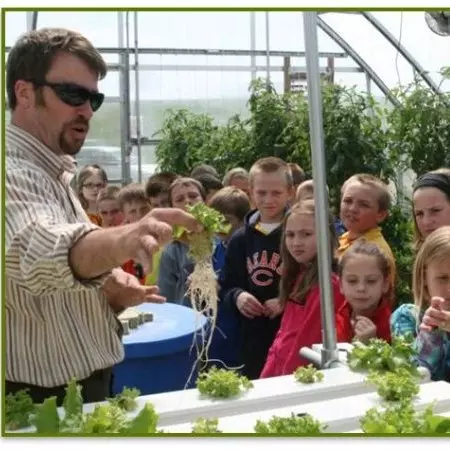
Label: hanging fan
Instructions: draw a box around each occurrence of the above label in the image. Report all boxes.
[425,11,450,36]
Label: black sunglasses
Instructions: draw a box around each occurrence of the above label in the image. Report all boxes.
[32,81,104,112]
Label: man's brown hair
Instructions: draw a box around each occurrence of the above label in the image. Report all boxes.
[6,27,107,110]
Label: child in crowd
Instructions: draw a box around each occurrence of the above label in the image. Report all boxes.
[97,186,123,227]
[194,173,224,204]
[412,168,450,252]
[336,241,392,344]
[414,226,450,382]
[260,199,345,378]
[209,186,251,281]
[145,171,179,209]
[287,162,306,196]
[117,183,150,284]
[392,219,450,340]
[207,186,251,368]
[391,210,450,339]
[220,157,294,379]
[191,163,219,179]
[295,179,346,237]
[336,173,396,304]
[76,164,108,226]
[117,183,150,225]
[157,177,206,304]
[223,167,251,199]
[295,179,314,203]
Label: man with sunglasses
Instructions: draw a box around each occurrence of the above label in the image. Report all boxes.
[5,27,202,406]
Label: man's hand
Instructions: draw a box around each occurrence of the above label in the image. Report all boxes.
[123,208,203,274]
[236,292,265,319]
[70,207,203,281]
[352,315,377,344]
[264,298,283,319]
[420,297,450,333]
[102,268,165,312]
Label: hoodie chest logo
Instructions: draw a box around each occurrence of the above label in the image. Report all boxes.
[246,250,282,287]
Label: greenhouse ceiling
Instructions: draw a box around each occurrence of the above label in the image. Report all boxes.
[5,10,450,102]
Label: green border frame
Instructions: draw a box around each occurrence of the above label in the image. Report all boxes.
[2,6,448,438]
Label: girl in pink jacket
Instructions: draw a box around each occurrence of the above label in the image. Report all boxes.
[260,200,345,378]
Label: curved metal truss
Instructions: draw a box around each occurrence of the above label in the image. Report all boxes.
[21,10,441,184]
[26,10,439,99]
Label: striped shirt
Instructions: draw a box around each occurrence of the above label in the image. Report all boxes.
[6,124,124,387]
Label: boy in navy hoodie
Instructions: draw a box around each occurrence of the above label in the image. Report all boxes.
[219,157,294,379]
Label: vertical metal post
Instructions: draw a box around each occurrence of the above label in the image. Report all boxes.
[365,72,372,97]
[250,12,256,81]
[118,12,132,185]
[133,11,142,183]
[265,11,270,84]
[26,11,38,31]
[302,12,340,369]
[365,72,374,118]
[283,57,291,93]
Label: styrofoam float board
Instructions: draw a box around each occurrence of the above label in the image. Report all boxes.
[143,366,377,426]
[160,381,450,434]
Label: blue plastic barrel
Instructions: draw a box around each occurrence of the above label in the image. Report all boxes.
[112,303,207,395]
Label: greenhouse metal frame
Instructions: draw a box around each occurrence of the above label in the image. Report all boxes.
[7,9,449,368]
[11,10,444,186]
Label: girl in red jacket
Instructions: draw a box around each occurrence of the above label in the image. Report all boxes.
[260,199,345,378]
[336,241,392,344]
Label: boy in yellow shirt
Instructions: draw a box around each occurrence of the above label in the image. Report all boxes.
[337,174,396,303]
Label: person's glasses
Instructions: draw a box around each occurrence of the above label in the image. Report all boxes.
[83,183,104,190]
[32,81,105,112]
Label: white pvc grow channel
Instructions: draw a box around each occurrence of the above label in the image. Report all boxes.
[62,365,374,428]
[161,381,450,433]
[10,365,448,434]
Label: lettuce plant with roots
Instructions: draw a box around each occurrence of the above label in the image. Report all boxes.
[175,203,231,383]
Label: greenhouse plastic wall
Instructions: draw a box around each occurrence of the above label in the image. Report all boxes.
[5,10,449,185]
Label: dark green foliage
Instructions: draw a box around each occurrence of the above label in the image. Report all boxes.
[154,78,446,311]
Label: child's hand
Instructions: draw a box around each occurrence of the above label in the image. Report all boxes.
[352,316,377,344]
[420,297,450,332]
[264,298,283,319]
[186,274,193,288]
[236,292,265,319]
